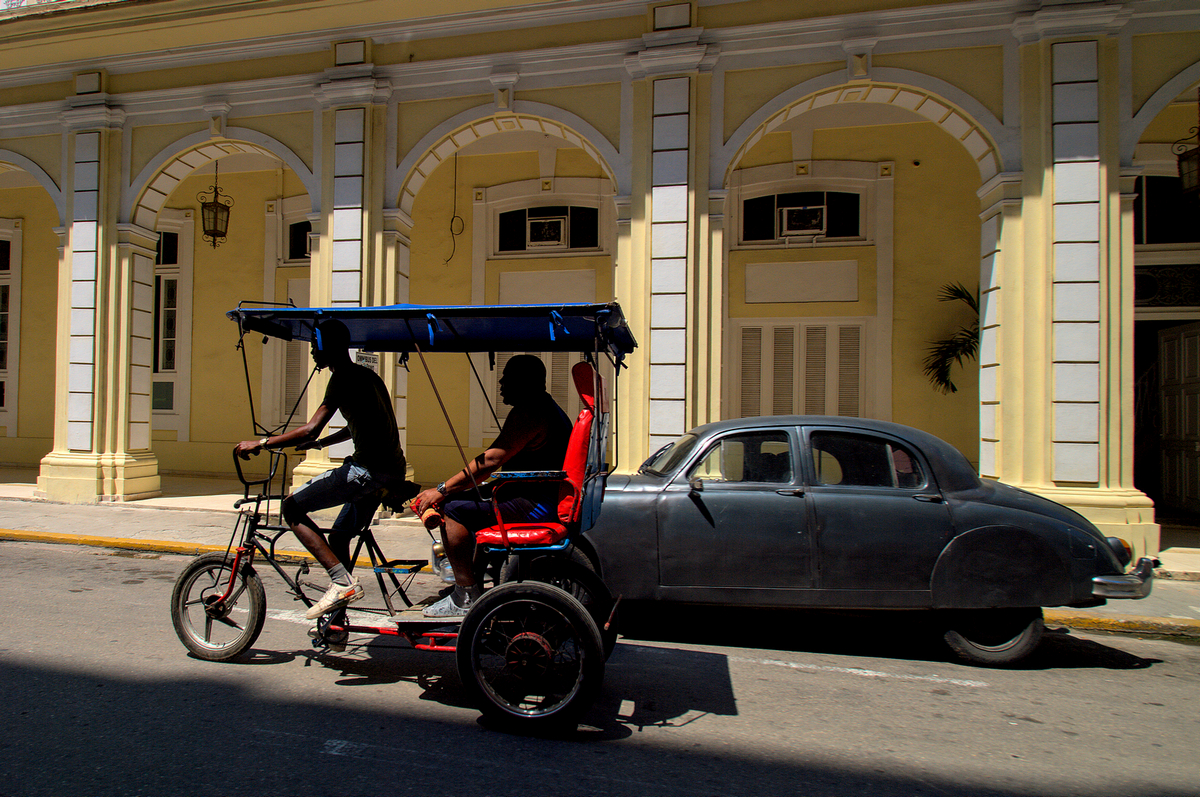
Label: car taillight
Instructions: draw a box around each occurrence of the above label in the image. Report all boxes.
[1105,536,1133,566]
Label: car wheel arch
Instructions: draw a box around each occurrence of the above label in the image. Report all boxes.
[930,525,1072,609]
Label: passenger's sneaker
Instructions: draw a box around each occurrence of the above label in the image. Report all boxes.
[305,577,364,619]
[422,590,471,618]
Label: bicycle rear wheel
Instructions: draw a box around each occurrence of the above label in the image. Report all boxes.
[171,552,266,662]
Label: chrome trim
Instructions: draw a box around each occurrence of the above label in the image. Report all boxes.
[1092,556,1157,599]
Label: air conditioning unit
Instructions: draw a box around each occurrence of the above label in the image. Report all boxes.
[779,205,825,236]
[527,216,568,247]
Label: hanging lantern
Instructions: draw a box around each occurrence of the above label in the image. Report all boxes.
[1174,88,1200,197]
[197,159,234,248]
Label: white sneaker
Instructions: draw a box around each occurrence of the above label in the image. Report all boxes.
[422,591,471,618]
[305,577,364,619]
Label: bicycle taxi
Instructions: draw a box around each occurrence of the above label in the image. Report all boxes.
[170,301,636,729]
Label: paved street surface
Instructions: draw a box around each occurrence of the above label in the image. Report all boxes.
[2,540,1197,797]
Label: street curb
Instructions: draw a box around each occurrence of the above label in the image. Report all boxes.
[1044,609,1200,639]
[0,528,423,572]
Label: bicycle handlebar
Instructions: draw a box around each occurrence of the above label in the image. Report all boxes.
[232,446,283,489]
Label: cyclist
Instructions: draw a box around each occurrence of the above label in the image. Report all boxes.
[413,354,571,617]
[235,318,407,620]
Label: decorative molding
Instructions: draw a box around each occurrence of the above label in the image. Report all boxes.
[315,67,391,107]
[1011,3,1132,43]
[202,101,231,138]
[842,38,877,82]
[61,98,125,131]
[489,70,519,110]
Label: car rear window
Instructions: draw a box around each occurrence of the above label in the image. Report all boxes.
[809,431,925,489]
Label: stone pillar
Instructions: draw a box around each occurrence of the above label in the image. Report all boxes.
[38,101,161,501]
[293,63,391,485]
[988,16,1156,556]
[626,28,718,457]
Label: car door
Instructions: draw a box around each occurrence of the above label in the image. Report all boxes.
[802,426,955,602]
[657,427,813,590]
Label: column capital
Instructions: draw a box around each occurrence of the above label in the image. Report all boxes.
[1011,3,1131,44]
[977,171,1024,219]
[316,65,392,107]
[61,98,125,132]
[625,28,719,78]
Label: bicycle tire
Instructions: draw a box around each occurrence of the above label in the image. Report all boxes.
[170,552,267,662]
[457,581,603,730]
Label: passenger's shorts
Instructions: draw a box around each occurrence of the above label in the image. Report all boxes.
[442,484,558,534]
[287,457,404,534]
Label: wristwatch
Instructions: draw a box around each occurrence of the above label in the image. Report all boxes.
[436,481,448,495]
[259,437,270,449]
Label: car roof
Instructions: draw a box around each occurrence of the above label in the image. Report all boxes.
[687,416,981,493]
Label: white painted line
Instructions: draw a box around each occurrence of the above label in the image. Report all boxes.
[729,655,990,688]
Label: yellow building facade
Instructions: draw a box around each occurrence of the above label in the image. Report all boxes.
[2,0,1198,557]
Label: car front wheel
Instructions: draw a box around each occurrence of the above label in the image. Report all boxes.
[943,607,1044,667]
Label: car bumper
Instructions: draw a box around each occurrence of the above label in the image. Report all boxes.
[1092,556,1158,599]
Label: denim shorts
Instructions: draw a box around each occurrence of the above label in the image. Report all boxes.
[287,457,403,533]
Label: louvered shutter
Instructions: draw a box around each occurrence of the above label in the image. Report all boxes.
[740,326,763,416]
[735,319,865,419]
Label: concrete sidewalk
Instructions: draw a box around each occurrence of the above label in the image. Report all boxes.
[1,466,1199,639]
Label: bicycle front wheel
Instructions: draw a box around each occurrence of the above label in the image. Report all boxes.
[170,552,266,662]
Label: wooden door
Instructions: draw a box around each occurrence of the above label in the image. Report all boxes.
[1160,322,1200,513]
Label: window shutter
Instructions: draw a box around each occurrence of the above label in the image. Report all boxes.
[803,325,827,415]
[740,326,763,417]
[772,326,795,416]
[837,325,862,417]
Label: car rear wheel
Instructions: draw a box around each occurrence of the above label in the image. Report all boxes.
[943,607,1044,667]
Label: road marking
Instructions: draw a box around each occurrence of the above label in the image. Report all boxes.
[729,655,990,688]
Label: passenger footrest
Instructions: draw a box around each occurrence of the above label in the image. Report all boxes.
[415,630,458,652]
[373,559,427,574]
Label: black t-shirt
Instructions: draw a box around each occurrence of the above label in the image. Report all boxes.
[501,391,572,472]
[321,362,405,475]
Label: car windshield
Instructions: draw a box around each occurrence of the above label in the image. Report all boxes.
[640,433,701,476]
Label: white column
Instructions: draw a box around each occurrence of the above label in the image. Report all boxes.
[68,131,100,452]
[331,107,365,308]
[648,76,690,452]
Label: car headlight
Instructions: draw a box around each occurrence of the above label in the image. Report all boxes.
[1105,536,1133,567]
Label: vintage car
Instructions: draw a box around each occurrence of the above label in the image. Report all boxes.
[582,416,1157,666]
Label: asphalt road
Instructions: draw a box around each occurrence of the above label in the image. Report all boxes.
[1,540,1198,797]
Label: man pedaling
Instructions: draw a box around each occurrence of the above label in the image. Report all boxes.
[235,319,408,627]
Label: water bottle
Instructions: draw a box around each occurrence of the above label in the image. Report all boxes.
[431,541,456,584]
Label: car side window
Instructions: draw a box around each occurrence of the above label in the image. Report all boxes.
[809,431,925,489]
[688,431,793,484]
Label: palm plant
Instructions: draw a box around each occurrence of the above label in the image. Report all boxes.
[923,282,980,394]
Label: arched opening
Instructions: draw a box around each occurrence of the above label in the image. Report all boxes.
[129,137,316,477]
[1128,75,1200,518]
[722,81,999,462]
[0,154,65,476]
[397,111,620,481]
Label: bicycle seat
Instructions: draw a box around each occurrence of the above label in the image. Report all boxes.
[380,479,422,513]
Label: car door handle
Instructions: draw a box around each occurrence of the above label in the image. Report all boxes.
[775,488,805,497]
[913,493,943,503]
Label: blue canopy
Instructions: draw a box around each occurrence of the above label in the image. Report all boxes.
[228,301,637,362]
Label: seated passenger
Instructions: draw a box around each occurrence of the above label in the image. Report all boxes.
[413,355,571,617]
[235,319,407,621]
